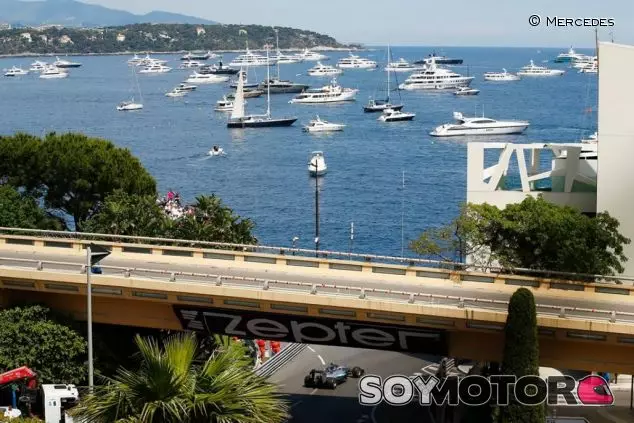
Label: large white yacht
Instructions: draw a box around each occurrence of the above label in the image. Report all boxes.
[336,53,378,69]
[554,47,583,63]
[430,112,529,137]
[39,66,68,79]
[229,50,276,67]
[289,78,358,104]
[384,58,421,73]
[184,72,229,84]
[483,68,520,81]
[517,60,565,77]
[303,116,346,132]
[29,60,47,71]
[298,48,329,62]
[4,66,29,77]
[307,62,342,77]
[398,59,473,90]
[138,64,172,74]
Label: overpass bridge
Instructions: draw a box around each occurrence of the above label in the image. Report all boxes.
[1,228,634,373]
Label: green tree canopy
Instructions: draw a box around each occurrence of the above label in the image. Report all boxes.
[0,185,64,230]
[411,196,630,276]
[0,133,43,194]
[71,333,288,423]
[0,306,86,384]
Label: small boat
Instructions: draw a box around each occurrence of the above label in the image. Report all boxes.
[177,83,197,91]
[517,60,565,77]
[289,78,358,104]
[39,66,68,79]
[53,56,81,68]
[308,151,327,176]
[117,100,143,111]
[337,53,378,69]
[29,60,47,71]
[454,86,480,96]
[4,66,29,77]
[384,58,422,73]
[139,64,172,74]
[185,72,229,84]
[378,108,415,122]
[483,68,520,81]
[215,96,236,112]
[208,145,226,156]
[430,111,529,137]
[178,60,205,69]
[303,116,346,132]
[165,88,187,97]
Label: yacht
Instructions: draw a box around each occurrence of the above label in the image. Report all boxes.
[138,64,172,74]
[215,96,236,112]
[181,51,216,61]
[378,108,415,122]
[299,48,329,62]
[229,50,276,67]
[117,100,143,111]
[430,112,530,137]
[199,61,239,75]
[581,131,598,144]
[259,78,309,94]
[303,116,346,132]
[385,58,421,73]
[572,56,596,69]
[4,66,29,77]
[337,53,378,69]
[185,72,229,84]
[414,54,463,65]
[273,51,302,64]
[454,86,480,96]
[483,69,521,81]
[308,151,327,176]
[517,60,565,77]
[165,88,188,97]
[177,83,197,91]
[554,47,582,63]
[53,56,81,68]
[578,62,598,74]
[178,60,205,69]
[289,78,358,104]
[29,60,47,71]
[230,70,259,89]
[39,66,68,79]
[208,146,226,156]
[127,54,143,65]
[365,45,404,112]
[307,62,342,77]
[136,54,168,67]
[398,59,474,90]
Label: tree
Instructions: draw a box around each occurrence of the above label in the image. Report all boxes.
[496,288,543,423]
[0,186,64,230]
[0,133,44,194]
[71,332,288,423]
[0,306,86,384]
[411,196,630,276]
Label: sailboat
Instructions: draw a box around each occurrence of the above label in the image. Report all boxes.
[227,47,298,128]
[259,28,309,94]
[117,66,143,111]
[364,45,404,113]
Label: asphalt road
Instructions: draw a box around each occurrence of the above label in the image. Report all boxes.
[0,248,630,324]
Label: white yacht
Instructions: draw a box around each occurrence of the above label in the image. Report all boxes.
[430,112,529,137]
[289,78,358,104]
[215,96,236,112]
[185,72,229,84]
[178,60,205,69]
[181,51,216,61]
[483,68,520,81]
[229,50,276,67]
[398,59,473,90]
[581,131,598,143]
[299,48,329,62]
[39,66,68,79]
[273,51,302,64]
[138,64,172,74]
[308,151,327,176]
[384,58,421,72]
[337,53,378,69]
[307,62,342,77]
[53,56,81,68]
[127,54,144,65]
[578,62,598,74]
[378,108,415,122]
[177,83,197,91]
[208,146,226,156]
[4,66,29,77]
[29,60,47,71]
[517,60,565,77]
[303,116,346,132]
[454,86,480,96]
[554,47,583,63]
[165,88,188,97]
[137,54,168,67]
[117,100,143,111]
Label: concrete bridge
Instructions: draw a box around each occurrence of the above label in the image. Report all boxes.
[1,228,633,373]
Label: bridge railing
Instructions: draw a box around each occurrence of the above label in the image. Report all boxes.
[1,227,633,288]
[1,256,634,327]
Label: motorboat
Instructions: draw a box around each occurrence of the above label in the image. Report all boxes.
[39,66,68,79]
[4,66,29,77]
[215,96,236,112]
[273,50,302,64]
[181,51,216,61]
[53,56,81,68]
[289,78,358,104]
[430,111,529,137]
[29,60,47,71]
[185,72,229,84]
[137,54,168,67]
[298,48,329,62]
[399,58,474,90]
[454,86,480,96]
[385,58,422,72]
[378,108,415,122]
[308,151,327,176]
[307,62,342,77]
[258,78,309,94]
[178,60,205,69]
[165,88,187,97]
[337,53,378,69]
[483,68,520,81]
[516,60,565,76]
[414,53,463,65]
[138,64,172,74]
[554,47,583,63]
[229,50,276,67]
[208,146,226,156]
[581,131,598,144]
[117,100,143,111]
[199,61,239,75]
[303,116,346,132]
[177,83,197,91]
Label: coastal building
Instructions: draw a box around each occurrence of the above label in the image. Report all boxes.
[116,33,126,42]
[196,27,206,36]
[20,32,32,42]
[466,41,634,276]
[0,23,11,31]
[59,35,73,44]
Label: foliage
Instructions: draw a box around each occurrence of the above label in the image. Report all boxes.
[0,133,43,194]
[0,417,43,422]
[0,185,64,230]
[0,23,353,55]
[70,332,288,423]
[0,306,86,384]
[411,196,630,276]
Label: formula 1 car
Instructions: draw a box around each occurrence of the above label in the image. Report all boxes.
[304,363,365,389]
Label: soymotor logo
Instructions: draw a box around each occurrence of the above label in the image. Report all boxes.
[359,374,614,407]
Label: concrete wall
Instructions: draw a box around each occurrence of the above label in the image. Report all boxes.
[597,42,634,276]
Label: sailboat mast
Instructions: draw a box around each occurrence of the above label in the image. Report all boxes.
[387,44,390,103]
[595,27,600,78]
[275,28,281,79]
[266,46,271,118]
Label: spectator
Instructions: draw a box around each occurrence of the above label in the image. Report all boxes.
[270,341,281,355]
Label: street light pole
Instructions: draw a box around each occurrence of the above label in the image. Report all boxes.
[86,246,94,391]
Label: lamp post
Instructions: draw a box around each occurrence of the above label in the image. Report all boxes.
[310,162,320,257]
[86,243,111,391]
[292,236,299,255]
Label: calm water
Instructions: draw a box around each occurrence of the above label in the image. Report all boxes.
[0,47,597,256]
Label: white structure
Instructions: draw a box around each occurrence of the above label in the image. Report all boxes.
[41,384,79,423]
[116,33,126,42]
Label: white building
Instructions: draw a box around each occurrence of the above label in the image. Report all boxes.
[116,33,126,42]
[196,27,206,36]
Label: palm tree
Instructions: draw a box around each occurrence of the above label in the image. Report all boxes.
[71,333,288,423]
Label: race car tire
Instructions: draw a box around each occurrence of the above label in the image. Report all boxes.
[327,378,337,389]
[304,376,314,387]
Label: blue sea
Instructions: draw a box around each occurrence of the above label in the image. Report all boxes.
[0,47,598,257]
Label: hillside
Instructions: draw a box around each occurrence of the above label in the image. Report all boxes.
[0,0,216,27]
[0,24,349,55]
